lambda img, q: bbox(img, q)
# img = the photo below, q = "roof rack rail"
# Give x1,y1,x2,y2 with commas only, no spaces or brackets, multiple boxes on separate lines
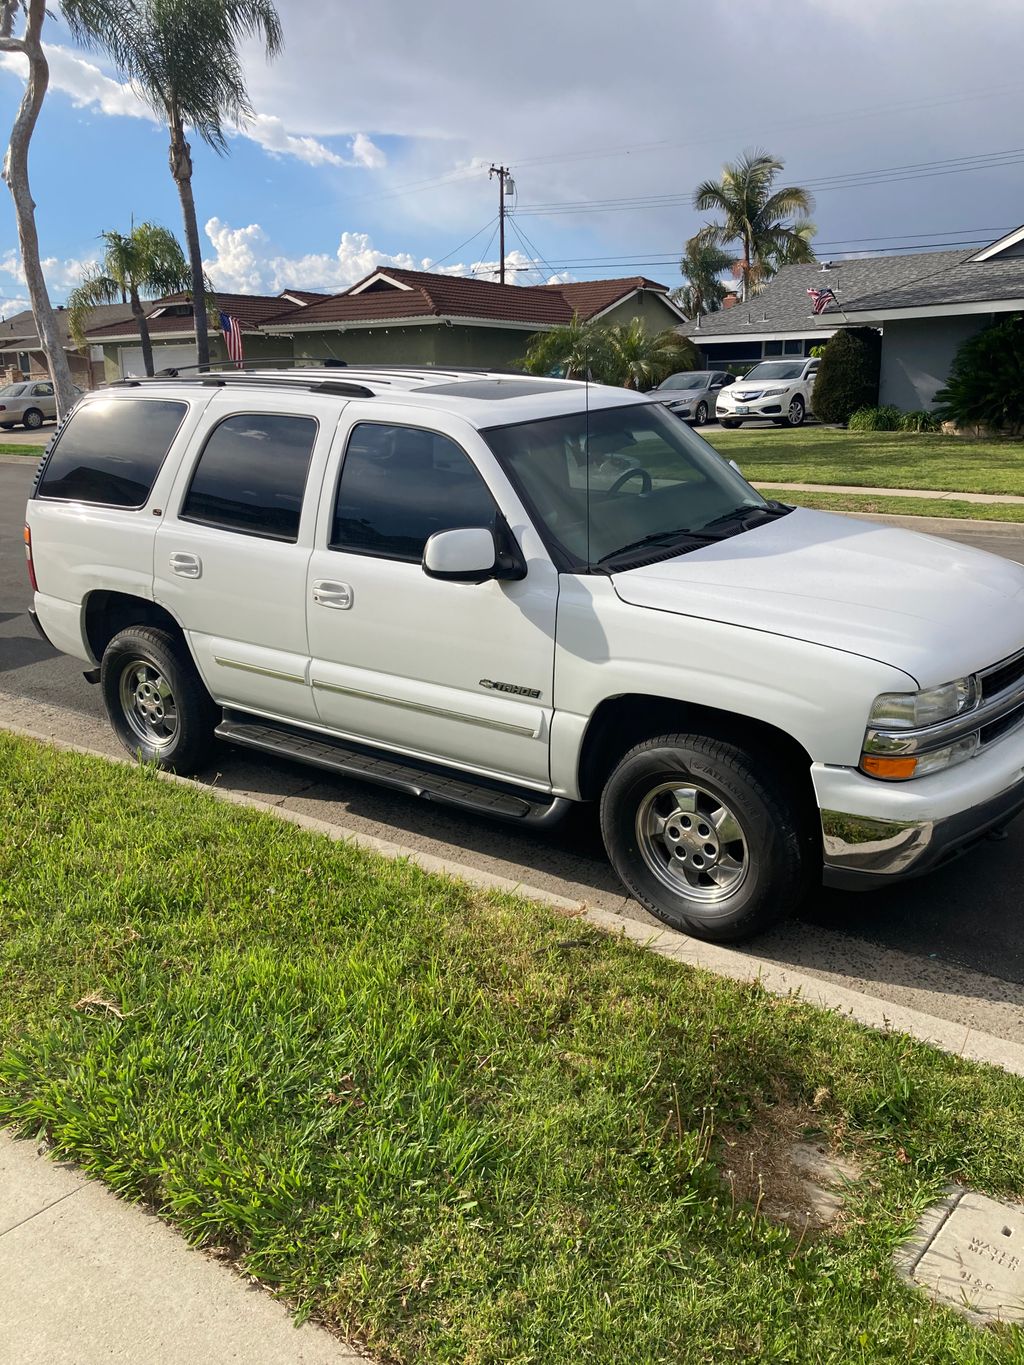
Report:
112,371,375,399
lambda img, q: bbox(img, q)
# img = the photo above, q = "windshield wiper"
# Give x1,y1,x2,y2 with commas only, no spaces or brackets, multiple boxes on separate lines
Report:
594,528,715,567
698,501,791,535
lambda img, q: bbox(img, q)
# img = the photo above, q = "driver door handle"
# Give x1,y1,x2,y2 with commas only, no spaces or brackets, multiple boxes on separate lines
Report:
312,579,353,610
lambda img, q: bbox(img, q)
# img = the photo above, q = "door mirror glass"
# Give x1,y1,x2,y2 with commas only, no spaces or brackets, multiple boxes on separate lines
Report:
423,527,497,581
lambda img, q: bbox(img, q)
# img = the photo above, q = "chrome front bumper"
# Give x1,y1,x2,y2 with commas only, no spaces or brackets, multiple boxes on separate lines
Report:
821,777,1024,889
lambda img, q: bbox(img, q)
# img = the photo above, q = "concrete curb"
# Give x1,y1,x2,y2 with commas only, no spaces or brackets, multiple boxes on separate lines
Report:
752,480,1024,507
6,718,1024,1079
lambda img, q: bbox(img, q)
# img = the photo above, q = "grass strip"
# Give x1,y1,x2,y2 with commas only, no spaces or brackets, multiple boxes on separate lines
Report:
2,732,1024,1363
756,488,1024,523
0,443,45,456
705,428,1024,496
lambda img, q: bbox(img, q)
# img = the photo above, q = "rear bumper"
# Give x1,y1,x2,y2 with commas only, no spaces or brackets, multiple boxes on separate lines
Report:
821,776,1024,888
27,606,52,646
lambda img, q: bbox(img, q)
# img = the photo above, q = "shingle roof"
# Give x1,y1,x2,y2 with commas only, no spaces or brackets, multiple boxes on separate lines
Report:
536,276,671,319
0,302,136,348
685,248,1024,339
277,288,330,304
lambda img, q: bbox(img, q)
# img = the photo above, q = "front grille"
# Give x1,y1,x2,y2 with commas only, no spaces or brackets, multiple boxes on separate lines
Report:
981,701,1024,747
980,648,1024,701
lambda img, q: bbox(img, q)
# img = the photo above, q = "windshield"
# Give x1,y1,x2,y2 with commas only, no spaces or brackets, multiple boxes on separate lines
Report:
0,383,27,397
741,361,805,382
483,402,769,569
658,371,710,390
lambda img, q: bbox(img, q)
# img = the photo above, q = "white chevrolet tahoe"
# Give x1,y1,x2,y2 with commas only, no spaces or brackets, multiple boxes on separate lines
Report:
716,357,819,428
24,367,1024,943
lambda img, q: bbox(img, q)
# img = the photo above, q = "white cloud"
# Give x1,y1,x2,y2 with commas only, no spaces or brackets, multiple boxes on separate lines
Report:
201,219,568,295
0,43,382,172
0,248,97,291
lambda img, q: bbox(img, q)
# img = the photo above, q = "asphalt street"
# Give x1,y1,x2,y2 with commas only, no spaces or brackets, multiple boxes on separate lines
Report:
4,456,1024,1039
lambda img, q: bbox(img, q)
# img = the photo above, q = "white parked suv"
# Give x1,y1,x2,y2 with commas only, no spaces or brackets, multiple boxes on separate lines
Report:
716,357,819,428
24,367,1024,943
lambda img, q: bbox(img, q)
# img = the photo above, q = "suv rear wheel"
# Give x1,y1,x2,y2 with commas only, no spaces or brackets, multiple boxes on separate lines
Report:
599,733,809,942
100,626,217,772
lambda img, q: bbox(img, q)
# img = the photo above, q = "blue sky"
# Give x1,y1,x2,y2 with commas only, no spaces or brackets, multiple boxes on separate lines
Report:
1,0,1023,315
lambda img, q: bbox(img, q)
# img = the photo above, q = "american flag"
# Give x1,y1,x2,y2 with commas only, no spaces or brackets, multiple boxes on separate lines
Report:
219,311,244,363
807,286,836,315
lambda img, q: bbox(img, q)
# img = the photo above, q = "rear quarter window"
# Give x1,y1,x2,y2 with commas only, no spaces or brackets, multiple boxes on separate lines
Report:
36,398,188,507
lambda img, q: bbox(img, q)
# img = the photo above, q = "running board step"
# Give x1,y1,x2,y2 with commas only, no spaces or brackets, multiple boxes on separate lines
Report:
215,713,570,827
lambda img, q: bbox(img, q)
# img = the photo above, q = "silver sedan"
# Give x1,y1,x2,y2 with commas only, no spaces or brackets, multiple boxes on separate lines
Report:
0,379,60,429
649,370,734,426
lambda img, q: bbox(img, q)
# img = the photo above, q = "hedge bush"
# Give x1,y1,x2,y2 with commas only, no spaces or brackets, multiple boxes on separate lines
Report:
810,326,881,424
934,313,1024,435
847,405,902,432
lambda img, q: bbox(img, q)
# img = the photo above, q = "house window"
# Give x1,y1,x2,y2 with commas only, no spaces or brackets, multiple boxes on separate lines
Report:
763,340,783,356
784,340,804,355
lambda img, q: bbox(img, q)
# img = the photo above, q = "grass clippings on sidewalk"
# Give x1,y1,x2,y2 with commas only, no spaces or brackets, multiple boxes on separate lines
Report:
706,427,1024,496
756,488,1024,523
2,733,1024,1364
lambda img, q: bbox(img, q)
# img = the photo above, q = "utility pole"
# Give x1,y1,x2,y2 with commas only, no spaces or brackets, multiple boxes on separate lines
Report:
489,164,513,285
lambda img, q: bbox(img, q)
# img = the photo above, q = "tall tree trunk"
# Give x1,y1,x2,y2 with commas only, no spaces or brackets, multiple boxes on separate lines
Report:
168,116,209,369
741,234,751,305
0,0,77,415
130,285,154,377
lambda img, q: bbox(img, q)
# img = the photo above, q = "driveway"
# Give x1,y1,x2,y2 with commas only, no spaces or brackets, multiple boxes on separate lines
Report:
4,460,1024,1043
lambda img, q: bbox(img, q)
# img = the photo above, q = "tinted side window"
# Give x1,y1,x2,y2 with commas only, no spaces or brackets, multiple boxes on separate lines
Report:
331,423,497,561
37,398,187,507
181,413,317,543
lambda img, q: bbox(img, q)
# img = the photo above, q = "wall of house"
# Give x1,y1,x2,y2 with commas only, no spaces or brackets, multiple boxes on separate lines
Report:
292,324,535,369
878,315,987,410
598,293,682,333
102,332,289,383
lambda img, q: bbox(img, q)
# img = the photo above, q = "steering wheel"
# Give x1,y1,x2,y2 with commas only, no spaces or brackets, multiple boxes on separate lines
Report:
607,466,653,496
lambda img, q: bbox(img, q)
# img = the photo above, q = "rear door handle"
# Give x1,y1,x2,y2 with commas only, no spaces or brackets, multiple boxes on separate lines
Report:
312,579,353,610
169,552,202,579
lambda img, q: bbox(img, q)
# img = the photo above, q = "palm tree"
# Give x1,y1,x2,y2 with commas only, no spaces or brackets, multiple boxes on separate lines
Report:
0,0,77,414
66,223,191,377
522,314,610,380
62,0,283,370
605,320,700,391
673,233,735,318
693,149,815,302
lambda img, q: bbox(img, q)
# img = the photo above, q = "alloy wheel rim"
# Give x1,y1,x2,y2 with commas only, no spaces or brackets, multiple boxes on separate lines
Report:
789,399,803,424
635,781,749,903
118,659,178,749
696,402,707,423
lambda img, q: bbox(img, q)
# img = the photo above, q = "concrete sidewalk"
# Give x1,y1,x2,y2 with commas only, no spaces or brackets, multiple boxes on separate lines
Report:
753,479,1024,505
0,1133,368,1365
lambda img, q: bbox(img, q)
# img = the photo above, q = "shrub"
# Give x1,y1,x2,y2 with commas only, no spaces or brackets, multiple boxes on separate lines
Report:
847,405,902,431
897,409,941,433
934,313,1024,435
811,326,882,423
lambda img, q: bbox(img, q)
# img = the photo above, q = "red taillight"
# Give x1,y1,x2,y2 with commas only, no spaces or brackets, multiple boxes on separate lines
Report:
24,523,38,592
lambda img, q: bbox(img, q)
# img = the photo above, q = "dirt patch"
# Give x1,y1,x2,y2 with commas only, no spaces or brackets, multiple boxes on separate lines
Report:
719,1101,862,1231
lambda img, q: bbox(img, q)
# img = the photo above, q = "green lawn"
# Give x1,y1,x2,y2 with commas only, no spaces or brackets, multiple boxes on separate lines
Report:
3,734,1024,1363
705,428,1024,496
757,488,1024,523
0,442,44,456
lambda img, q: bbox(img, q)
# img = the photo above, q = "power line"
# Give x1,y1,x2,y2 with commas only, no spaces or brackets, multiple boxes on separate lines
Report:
428,215,498,270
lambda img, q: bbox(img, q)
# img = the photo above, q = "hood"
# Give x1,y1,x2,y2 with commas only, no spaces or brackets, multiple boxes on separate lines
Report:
611,507,1024,685
658,389,702,403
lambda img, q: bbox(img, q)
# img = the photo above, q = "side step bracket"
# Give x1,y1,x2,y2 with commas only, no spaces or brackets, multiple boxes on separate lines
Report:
215,711,571,828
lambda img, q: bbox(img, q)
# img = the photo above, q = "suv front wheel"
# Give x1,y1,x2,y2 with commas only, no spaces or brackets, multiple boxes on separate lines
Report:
600,733,809,942
100,626,217,772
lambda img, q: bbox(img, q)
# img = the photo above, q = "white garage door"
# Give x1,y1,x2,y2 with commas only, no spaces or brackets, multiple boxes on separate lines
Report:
119,344,196,378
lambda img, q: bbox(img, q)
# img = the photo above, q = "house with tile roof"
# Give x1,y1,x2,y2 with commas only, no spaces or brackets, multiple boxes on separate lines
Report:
86,289,330,379
684,225,1024,410
260,268,686,369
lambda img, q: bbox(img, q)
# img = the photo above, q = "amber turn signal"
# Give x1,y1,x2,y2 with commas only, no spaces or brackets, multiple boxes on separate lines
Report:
861,754,918,780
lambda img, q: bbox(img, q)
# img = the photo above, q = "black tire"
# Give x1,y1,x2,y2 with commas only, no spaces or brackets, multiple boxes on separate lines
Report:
599,733,810,943
720,419,741,429
782,396,805,429
100,626,217,773
22,408,43,430
694,400,709,426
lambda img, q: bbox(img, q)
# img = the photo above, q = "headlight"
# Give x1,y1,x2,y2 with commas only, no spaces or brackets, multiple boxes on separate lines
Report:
861,675,981,780
868,677,979,729
761,387,787,398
